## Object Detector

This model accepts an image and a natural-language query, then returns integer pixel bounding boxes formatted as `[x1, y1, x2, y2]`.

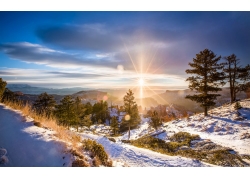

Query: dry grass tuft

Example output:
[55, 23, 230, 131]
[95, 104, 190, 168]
[72, 159, 90, 167]
[92, 156, 101, 167]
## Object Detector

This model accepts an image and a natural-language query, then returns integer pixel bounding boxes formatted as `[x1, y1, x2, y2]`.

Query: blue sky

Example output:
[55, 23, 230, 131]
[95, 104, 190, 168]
[0, 12, 250, 89]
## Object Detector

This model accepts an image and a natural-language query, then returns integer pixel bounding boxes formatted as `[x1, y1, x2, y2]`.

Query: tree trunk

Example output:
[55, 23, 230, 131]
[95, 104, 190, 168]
[230, 86, 234, 103]
[128, 125, 130, 140]
[204, 106, 208, 116]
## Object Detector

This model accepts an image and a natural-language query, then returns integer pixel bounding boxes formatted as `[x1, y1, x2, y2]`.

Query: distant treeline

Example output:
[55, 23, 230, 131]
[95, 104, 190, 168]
[0, 78, 142, 139]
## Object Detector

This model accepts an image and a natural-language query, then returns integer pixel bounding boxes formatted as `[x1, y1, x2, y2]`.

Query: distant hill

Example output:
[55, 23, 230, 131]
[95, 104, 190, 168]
[151, 88, 247, 113]
[72, 90, 107, 101]
[6, 84, 90, 95]
[17, 94, 66, 104]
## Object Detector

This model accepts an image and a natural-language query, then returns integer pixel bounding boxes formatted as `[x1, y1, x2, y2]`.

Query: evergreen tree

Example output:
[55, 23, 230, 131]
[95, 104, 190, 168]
[84, 102, 93, 115]
[149, 110, 162, 131]
[74, 97, 85, 131]
[110, 116, 119, 135]
[92, 100, 110, 124]
[223, 54, 250, 103]
[120, 89, 141, 139]
[0, 78, 7, 102]
[81, 114, 92, 129]
[33, 92, 56, 117]
[2, 88, 17, 102]
[55, 95, 77, 129]
[185, 49, 225, 116]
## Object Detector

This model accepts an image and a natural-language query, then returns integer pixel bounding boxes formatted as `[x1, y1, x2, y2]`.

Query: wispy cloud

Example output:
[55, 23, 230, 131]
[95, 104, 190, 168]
[0, 67, 186, 88]
[0, 42, 123, 69]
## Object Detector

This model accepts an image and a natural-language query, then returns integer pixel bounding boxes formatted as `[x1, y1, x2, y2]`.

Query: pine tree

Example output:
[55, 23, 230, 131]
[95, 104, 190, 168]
[120, 89, 141, 139]
[74, 97, 85, 131]
[223, 54, 250, 103]
[81, 114, 92, 129]
[92, 100, 110, 124]
[84, 102, 93, 115]
[33, 92, 56, 117]
[55, 95, 77, 129]
[149, 110, 162, 131]
[0, 78, 7, 102]
[2, 88, 17, 102]
[110, 116, 119, 135]
[185, 49, 225, 116]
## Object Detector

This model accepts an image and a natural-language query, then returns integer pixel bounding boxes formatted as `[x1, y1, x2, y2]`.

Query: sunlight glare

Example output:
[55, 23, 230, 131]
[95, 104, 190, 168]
[138, 78, 144, 87]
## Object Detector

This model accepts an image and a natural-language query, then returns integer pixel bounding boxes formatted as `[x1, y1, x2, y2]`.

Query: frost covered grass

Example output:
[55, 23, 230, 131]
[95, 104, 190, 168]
[131, 132, 200, 154]
[130, 132, 249, 167]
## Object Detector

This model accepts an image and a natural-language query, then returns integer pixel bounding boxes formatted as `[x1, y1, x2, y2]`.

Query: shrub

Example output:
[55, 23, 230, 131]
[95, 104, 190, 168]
[33, 121, 42, 127]
[92, 156, 101, 167]
[234, 101, 242, 110]
[166, 142, 182, 152]
[131, 136, 178, 153]
[207, 150, 245, 167]
[130, 133, 247, 166]
[82, 139, 111, 166]
[176, 149, 207, 160]
[169, 131, 200, 146]
[72, 159, 89, 167]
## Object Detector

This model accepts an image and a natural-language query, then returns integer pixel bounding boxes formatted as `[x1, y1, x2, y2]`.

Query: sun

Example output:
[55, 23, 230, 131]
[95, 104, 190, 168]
[138, 78, 145, 87]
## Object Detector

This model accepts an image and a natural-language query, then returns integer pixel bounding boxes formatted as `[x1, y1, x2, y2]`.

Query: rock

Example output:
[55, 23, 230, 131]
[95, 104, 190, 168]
[240, 132, 250, 139]
[178, 146, 190, 150]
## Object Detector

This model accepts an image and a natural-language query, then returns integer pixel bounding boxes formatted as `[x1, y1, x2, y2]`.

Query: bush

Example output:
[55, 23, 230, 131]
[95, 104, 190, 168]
[129, 132, 247, 166]
[234, 102, 242, 110]
[131, 136, 177, 153]
[33, 121, 42, 127]
[207, 150, 245, 167]
[92, 156, 101, 167]
[72, 159, 89, 167]
[169, 131, 200, 146]
[82, 139, 111, 166]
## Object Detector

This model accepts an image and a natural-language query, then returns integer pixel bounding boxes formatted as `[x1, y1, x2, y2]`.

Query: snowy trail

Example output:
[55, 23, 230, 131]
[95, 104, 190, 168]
[0, 104, 72, 167]
[80, 133, 212, 167]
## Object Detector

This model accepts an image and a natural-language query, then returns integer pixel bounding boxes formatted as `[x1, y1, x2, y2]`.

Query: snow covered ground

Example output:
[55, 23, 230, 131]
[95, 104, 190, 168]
[79, 99, 250, 166]
[80, 133, 213, 167]
[2, 98, 249, 167]
[0, 104, 73, 167]
[162, 99, 250, 155]
[101, 99, 250, 155]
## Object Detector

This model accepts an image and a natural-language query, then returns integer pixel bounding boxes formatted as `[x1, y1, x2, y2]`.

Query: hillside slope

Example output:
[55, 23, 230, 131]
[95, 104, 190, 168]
[162, 99, 250, 155]
[0, 104, 73, 167]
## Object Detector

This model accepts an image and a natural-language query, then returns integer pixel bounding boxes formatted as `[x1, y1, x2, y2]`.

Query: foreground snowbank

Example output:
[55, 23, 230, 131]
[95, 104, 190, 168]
[0, 104, 73, 167]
